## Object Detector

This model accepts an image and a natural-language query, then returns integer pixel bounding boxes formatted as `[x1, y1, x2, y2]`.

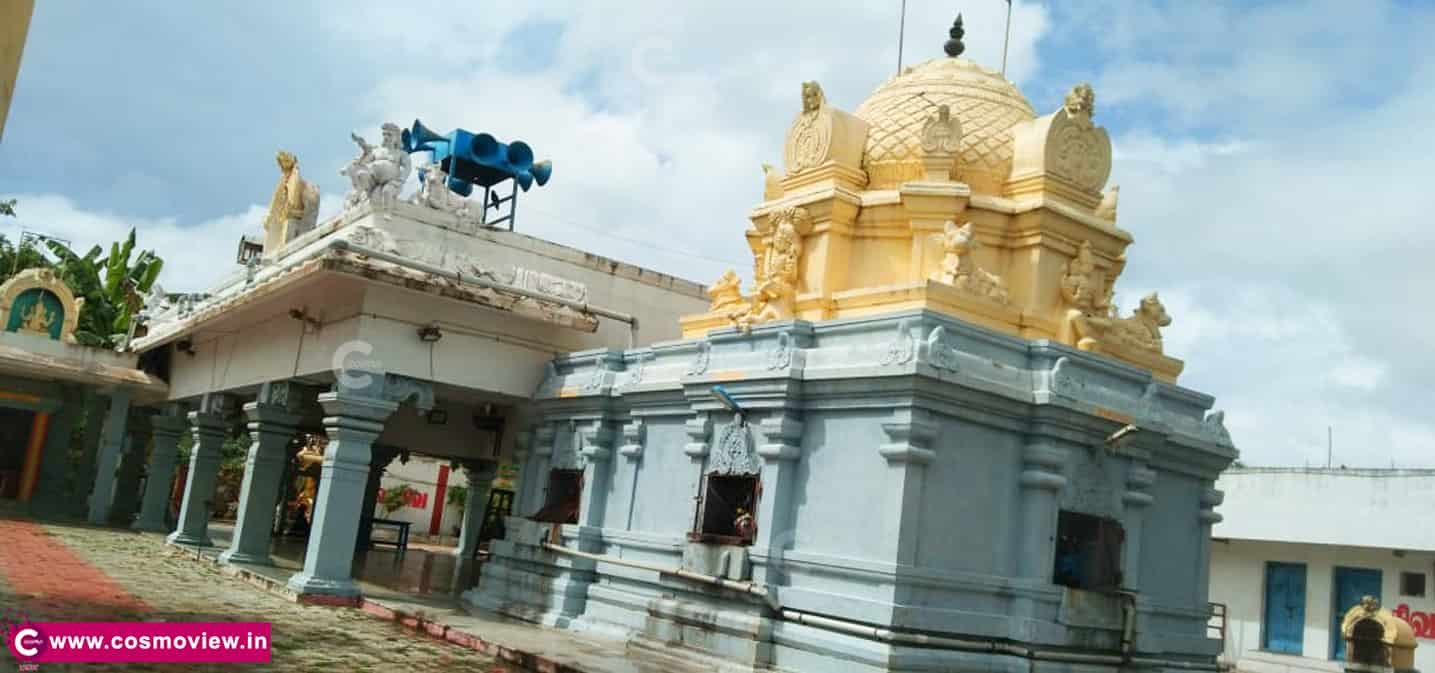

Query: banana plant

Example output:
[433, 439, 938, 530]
[45, 228, 164, 347]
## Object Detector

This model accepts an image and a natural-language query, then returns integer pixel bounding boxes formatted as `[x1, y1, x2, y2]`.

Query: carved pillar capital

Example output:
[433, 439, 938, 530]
[1123, 464, 1157, 508]
[1019, 439, 1068, 491]
[684, 412, 712, 458]
[577, 419, 614, 463]
[1199, 487, 1224, 525]
[756, 413, 803, 462]
[879, 408, 937, 465]
[618, 419, 645, 459]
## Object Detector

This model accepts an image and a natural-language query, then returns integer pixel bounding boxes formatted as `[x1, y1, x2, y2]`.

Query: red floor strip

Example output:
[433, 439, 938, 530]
[0, 519, 150, 619]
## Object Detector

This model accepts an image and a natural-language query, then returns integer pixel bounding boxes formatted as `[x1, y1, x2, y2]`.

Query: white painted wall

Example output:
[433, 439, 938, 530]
[1212, 539, 1435, 673]
[1211, 463, 1435, 673]
[1215, 468, 1435, 552]
[373, 455, 467, 537]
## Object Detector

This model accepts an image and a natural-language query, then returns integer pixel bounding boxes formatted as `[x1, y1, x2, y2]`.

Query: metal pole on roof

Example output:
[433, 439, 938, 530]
[896, 0, 908, 75]
[1327, 426, 1332, 468]
[1001, 0, 1013, 76]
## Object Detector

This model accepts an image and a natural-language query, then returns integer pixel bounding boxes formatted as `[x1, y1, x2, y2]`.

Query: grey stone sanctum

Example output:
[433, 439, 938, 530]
[467, 310, 1238, 673]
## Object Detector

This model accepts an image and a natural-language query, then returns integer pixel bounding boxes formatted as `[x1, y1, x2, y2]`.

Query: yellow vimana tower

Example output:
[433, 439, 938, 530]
[681, 20, 1184, 383]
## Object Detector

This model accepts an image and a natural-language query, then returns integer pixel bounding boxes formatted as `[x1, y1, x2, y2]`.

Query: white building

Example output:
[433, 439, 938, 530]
[1211, 468, 1435, 673]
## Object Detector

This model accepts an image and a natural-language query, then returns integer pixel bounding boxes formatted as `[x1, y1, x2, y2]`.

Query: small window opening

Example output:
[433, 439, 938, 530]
[1400, 572, 1426, 597]
[1052, 510, 1124, 592]
[532, 469, 582, 524]
[690, 473, 759, 545]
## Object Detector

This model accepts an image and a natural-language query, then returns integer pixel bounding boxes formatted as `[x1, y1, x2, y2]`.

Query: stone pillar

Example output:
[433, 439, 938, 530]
[1015, 439, 1069, 580]
[133, 408, 187, 533]
[355, 445, 401, 551]
[682, 412, 712, 524]
[522, 424, 557, 515]
[219, 401, 300, 566]
[1196, 486, 1224, 606]
[454, 461, 499, 558]
[110, 410, 154, 525]
[30, 387, 80, 518]
[877, 408, 936, 566]
[752, 409, 803, 585]
[167, 399, 230, 547]
[286, 390, 397, 599]
[71, 391, 107, 519]
[273, 446, 297, 537]
[87, 389, 132, 525]
[1120, 463, 1156, 591]
[574, 419, 614, 552]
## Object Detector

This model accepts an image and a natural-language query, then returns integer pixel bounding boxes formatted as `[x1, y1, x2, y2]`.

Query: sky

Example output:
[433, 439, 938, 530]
[3, 0, 1433, 468]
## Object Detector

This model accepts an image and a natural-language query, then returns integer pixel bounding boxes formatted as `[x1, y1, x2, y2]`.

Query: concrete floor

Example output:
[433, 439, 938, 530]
[199, 523, 717, 673]
[207, 522, 481, 598]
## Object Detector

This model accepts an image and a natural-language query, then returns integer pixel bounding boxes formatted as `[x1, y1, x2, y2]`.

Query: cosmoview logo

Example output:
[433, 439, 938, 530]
[11, 625, 46, 659]
[332, 340, 383, 389]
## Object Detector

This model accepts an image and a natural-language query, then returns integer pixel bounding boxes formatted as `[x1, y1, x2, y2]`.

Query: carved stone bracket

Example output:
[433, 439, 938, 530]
[381, 374, 435, 414]
[878, 408, 937, 466]
[1199, 487, 1224, 525]
[577, 420, 614, 463]
[619, 420, 645, 459]
[880, 319, 916, 366]
[756, 414, 804, 463]
[1123, 464, 1157, 509]
[684, 413, 713, 458]
[1020, 441, 1069, 492]
[623, 352, 651, 390]
[765, 331, 804, 371]
[918, 326, 960, 373]
[686, 340, 712, 376]
[1049, 357, 1087, 399]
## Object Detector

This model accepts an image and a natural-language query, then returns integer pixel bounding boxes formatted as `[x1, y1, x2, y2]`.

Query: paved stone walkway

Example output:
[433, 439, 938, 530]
[0, 516, 510, 672]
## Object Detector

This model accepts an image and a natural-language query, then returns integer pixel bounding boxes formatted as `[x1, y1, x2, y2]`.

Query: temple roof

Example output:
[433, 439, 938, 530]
[855, 57, 1035, 192]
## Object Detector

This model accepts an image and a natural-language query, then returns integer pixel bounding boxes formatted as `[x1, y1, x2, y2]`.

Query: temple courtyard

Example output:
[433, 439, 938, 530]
[0, 511, 503, 672]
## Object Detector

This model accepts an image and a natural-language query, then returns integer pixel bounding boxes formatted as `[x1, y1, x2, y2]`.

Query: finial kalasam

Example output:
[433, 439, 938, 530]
[944, 13, 966, 57]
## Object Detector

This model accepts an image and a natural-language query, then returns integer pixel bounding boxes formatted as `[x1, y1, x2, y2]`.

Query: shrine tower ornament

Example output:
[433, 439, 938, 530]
[681, 16, 1186, 382]
[0, 268, 83, 343]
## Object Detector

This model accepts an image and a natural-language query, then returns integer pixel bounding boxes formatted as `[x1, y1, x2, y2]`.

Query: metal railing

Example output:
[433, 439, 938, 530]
[1208, 602, 1229, 644]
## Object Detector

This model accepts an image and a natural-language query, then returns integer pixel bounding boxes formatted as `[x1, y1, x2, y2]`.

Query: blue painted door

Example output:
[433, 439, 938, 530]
[1263, 562, 1307, 654]
[1331, 567, 1382, 660]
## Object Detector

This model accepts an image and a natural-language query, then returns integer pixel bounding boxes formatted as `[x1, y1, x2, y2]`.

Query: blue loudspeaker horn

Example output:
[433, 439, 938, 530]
[470, 132, 501, 165]
[403, 119, 554, 193]
[530, 160, 553, 187]
[402, 119, 448, 154]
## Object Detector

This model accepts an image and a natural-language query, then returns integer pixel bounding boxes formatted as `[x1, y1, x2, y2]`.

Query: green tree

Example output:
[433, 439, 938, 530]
[46, 228, 164, 347]
[0, 234, 50, 285]
[381, 485, 416, 516]
[0, 199, 15, 217]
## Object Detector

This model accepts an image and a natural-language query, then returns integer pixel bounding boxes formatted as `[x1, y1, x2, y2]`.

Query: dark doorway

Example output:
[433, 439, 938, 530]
[691, 473, 759, 545]
[0, 407, 36, 499]
[532, 469, 582, 524]
[1052, 510, 1124, 592]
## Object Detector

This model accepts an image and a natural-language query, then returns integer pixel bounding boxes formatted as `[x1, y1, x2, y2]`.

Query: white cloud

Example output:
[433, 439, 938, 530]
[2, 194, 274, 294]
